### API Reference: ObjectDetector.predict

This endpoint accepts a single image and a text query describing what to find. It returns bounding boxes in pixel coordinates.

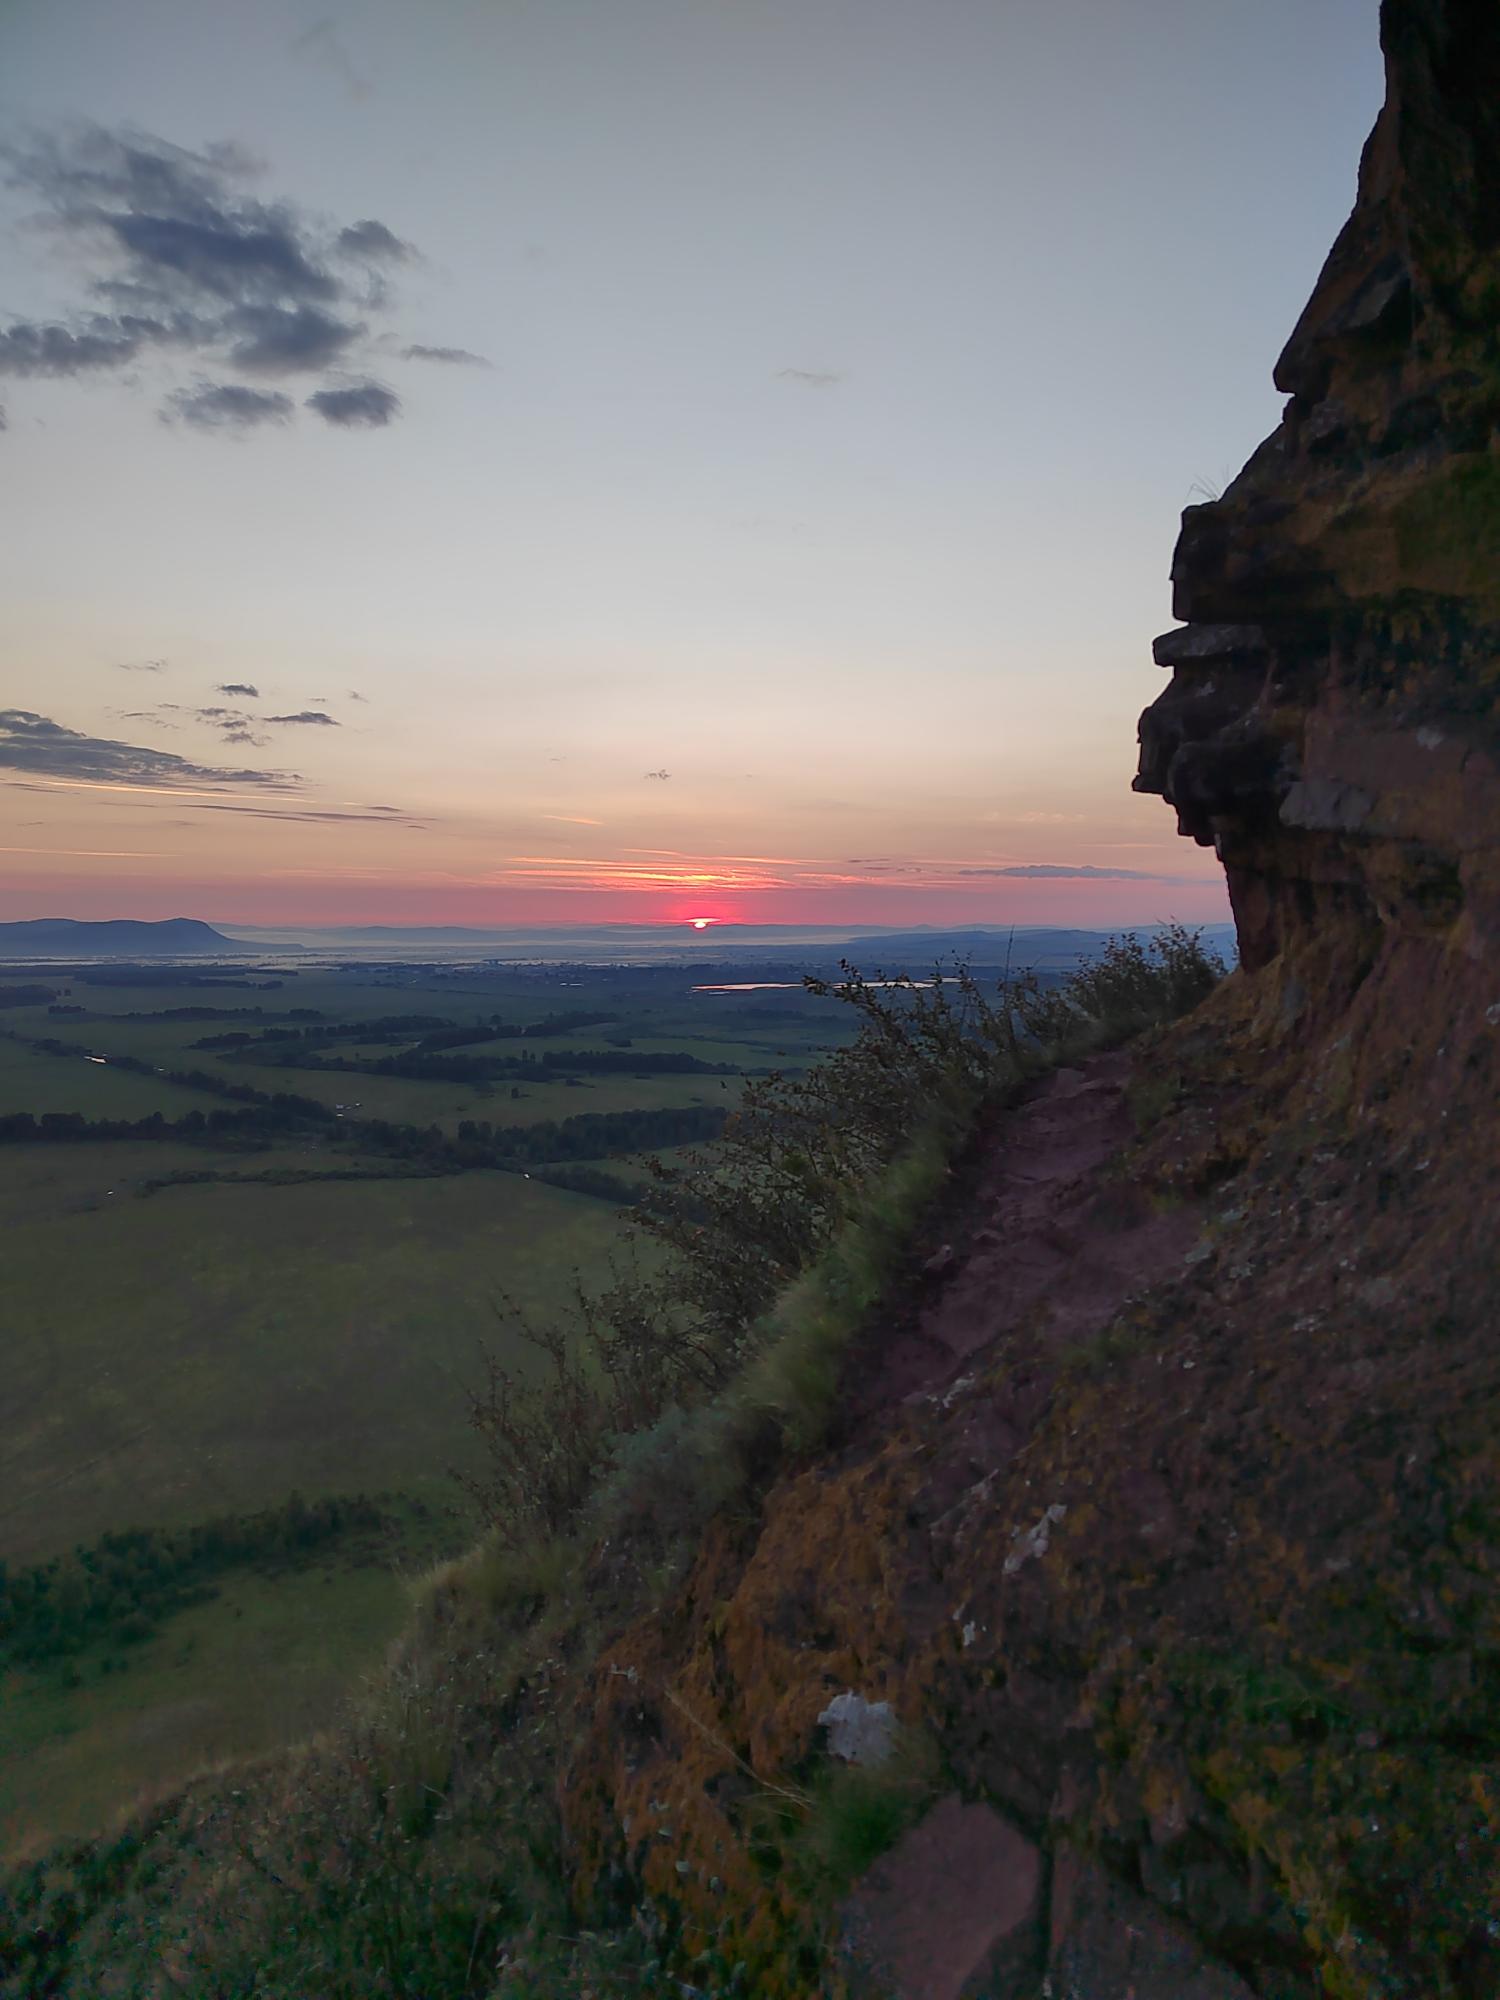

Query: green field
[0,1036,228,1120]
[0,1553,430,1857]
[0,959,854,1853]
[0,1144,627,1563]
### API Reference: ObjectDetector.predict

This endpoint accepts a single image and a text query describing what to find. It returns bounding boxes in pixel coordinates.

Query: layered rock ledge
[1136,0,1500,979]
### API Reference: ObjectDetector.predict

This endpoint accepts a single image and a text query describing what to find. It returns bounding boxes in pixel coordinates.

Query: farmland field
[0,956,856,1852]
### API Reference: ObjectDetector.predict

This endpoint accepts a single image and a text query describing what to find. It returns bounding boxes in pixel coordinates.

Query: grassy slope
[1,1147,627,1563]
[0,968,856,1864]
[1,1562,413,1859]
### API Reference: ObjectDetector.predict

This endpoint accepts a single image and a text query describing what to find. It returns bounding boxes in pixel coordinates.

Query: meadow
[0,957,856,1853]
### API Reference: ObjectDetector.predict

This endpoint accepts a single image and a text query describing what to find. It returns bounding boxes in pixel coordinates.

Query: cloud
[0,318,161,377]
[186,802,425,826]
[2,845,169,858]
[193,705,261,740]
[135,698,270,742]
[116,657,166,673]
[305,380,399,427]
[347,689,368,702]
[778,367,842,389]
[266,709,338,725]
[338,220,410,261]
[956,864,1175,880]
[0,127,472,434]
[292,21,371,102]
[218,682,259,697]
[1,130,336,310]
[106,209,337,306]
[227,304,362,374]
[402,343,489,366]
[0,708,295,790]
[644,768,671,780]
[167,381,294,430]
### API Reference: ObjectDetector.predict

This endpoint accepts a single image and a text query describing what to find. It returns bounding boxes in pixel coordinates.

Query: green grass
[0,1145,628,1564]
[0,969,853,1582]
[215,1058,744,1133]
[0,963,857,1861]
[0,1556,426,1860]
[0,1037,230,1119]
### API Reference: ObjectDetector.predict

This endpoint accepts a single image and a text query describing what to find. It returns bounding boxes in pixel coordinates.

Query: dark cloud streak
[402,343,489,366]
[0,128,473,435]
[305,381,399,427]
[167,382,294,430]
[227,304,362,374]
[338,220,410,261]
[186,802,425,826]
[957,864,1178,881]
[0,709,296,790]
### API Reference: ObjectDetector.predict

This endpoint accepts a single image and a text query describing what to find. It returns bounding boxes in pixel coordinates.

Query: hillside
[3,1,1497,1995]
[0,919,254,959]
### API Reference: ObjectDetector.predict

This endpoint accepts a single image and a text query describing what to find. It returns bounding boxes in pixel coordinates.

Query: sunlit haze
[1,0,1382,931]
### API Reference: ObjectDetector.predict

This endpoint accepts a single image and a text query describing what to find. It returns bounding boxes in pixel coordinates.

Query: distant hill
[0,918,255,959]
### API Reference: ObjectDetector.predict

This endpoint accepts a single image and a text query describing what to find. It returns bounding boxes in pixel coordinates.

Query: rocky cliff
[1137,0,1500,986]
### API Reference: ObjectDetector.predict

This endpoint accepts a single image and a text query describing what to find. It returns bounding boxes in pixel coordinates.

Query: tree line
[53,1004,327,1025]
[238,1047,738,1086]
[0,1098,726,1170]
[0,1493,391,1667]
[359,1102,727,1168]
[192,1007,616,1058]
[193,1012,449,1051]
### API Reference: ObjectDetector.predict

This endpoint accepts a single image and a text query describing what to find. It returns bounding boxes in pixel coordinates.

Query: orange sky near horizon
[0,0,1379,934]
[0,687,1228,929]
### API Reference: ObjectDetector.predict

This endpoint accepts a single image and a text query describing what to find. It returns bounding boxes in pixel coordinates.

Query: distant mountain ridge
[0,918,254,959]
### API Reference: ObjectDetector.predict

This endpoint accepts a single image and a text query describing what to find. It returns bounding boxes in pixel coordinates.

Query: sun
[690,917,715,930]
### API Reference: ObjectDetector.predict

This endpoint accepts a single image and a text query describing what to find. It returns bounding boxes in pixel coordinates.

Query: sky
[0,0,1384,931]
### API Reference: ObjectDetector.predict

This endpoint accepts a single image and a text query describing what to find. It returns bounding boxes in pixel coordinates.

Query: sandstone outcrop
[1137,0,1500,980]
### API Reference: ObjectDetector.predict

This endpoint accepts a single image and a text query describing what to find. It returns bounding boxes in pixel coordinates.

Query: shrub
[461,932,1224,1556]
[1011,922,1224,1049]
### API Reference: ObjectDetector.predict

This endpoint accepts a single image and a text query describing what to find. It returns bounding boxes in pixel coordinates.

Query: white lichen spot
[817,1690,897,1765]
[1002,1502,1068,1576]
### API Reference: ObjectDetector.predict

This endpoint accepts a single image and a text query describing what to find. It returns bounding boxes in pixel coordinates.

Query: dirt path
[856,1049,1199,1421]
[829,1051,1218,1997]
